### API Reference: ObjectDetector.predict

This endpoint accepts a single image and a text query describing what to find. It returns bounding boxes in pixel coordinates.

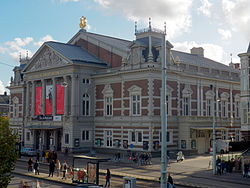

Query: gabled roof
[68,29,131,52]
[171,50,239,73]
[46,41,106,66]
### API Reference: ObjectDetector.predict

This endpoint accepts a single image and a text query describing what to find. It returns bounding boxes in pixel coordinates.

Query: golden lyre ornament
[79,16,87,29]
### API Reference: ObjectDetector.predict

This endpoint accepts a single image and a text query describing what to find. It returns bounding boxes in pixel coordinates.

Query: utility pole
[160,23,167,188]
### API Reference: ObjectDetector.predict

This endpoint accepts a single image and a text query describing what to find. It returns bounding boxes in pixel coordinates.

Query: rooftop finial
[79,16,87,29]
[26,50,28,60]
[135,21,137,34]
[149,17,152,31]
[164,22,166,34]
[19,52,21,62]
[230,53,232,63]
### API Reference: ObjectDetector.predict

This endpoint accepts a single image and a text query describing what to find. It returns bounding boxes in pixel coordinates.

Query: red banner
[35,86,42,115]
[45,85,53,115]
[56,84,64,115]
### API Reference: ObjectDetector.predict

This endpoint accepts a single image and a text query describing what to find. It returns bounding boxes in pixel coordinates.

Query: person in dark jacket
[105,169,111,187]
[48,160,55,177]
[167,173,175,188]
[34,160,39,175]
[27,158,33,172]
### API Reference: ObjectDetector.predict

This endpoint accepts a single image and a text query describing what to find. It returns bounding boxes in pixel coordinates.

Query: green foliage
[0,117,18,188]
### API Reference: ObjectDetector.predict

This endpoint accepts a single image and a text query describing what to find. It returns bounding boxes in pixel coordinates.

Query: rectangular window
[160,130,173,144]
[26,132,30,141]
[183,97,190,116]
[105,130,113,147]
[235,101,239,117]
[166,95,170,115]
[132,95,141,116]
[65,133,69,144]
[221,101,226,117]
[221,130,227,140]
[105,97,113,116]
[235,130,240,141]
[82,130,90,141]
[206,99,212,116]
[137,132,142,143]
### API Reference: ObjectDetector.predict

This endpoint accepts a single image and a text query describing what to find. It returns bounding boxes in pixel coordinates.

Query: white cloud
[93,0,193,38]
[60,0,79,2]
[218,28,232,40]
[222,0,250,40]
[5,37,33,51]
[0,80,6,94]
[198,0,212,17]
[34,35,55,47]
[173,41,225,63]
[0,46,6,53]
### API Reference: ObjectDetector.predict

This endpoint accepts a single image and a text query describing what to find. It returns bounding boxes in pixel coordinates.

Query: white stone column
[201,85,203,116]
[197,81,200,116]
[42,79,46,115]
[64,76,68,116]
[71,75,77,116]
[26,82,30,117]
[31,81,35,116]
[52,77,56,116]
[230,85,233,118]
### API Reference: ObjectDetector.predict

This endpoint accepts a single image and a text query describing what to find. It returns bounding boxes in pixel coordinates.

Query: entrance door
[57,130,62,151]
[35,130,40,150]
[197,137,206,154]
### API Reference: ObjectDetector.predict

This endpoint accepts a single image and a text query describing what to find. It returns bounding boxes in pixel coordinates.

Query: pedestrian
[62,160,68,180]
[243,163,249,178]
[105,168,111,187]
[19,180,25,188]
[42,150,45,162]
[48,160,55,177]
[167,173,175,188]
[45,151,49,163]
[36,151,40,162]
[36,180,41,188]
[34,160,39,175]
[55,159,61,177]
[27,158,33,172]
[64,147,68,156]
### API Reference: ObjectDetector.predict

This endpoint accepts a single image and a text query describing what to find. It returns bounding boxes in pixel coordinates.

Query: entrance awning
[26,125,62,130]
[190,126,227,130]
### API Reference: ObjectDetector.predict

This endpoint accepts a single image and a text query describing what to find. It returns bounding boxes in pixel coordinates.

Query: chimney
[4,91,7,96]
[191,47,204,57]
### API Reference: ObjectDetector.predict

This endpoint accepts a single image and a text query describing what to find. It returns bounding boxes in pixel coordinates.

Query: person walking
[55,159,61,177]
[167,173,175,188]
[34,160,39,175]
[62,161,68,180]
[42,150,45,162]
[104,168,111,187]
[243,163,249,178]
[48,160,55,177]
[27,158,33,172]
[36,151,40,162]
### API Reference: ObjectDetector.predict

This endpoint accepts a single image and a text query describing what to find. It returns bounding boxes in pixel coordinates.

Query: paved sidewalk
[17,153,250,188]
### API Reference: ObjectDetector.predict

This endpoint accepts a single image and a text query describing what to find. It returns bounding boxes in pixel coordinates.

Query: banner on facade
[45,85,53,115]
[56,84,64,115]
[35,86,42,115]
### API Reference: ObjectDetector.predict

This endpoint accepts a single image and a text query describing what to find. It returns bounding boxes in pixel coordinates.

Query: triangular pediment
[24,45,71,72]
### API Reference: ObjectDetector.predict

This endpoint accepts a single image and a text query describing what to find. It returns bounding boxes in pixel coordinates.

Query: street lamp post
[212,99,216,175]
[160,23,167,188]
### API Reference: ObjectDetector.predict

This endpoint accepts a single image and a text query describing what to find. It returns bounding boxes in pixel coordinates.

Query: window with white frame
[65,133,69,144]
[105,96,113,116]
[102,84,113,117]
[82,130,90,141]
[159,129,173,144]
[132,95,141,116]
[183,97,190,116]
[221,100,227,117]
[82,94,90,116]
[83,78,90,84]
[206,99,212,116]
[12,97,19,118]
[166,95,170,115]
[129,130,143,144]
[128,85,142,116]
[221,130,227,140]
[26,131,30,141]
[235,130,240,141]
[105,130,113,147]
[235,101,240,118]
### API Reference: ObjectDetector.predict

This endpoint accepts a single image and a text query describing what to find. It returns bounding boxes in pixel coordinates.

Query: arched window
[82,94,90,116]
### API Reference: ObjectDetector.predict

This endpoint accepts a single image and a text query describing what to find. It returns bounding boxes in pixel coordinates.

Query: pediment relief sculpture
[30,48,67,71]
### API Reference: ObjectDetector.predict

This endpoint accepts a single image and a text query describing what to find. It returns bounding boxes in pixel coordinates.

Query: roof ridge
[86,31,132,43]
[46,41,77,47]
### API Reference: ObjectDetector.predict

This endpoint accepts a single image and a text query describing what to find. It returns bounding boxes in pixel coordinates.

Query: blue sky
[0,0,250,94]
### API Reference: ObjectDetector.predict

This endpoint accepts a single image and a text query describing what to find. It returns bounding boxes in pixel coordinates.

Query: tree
[0,117,18,188]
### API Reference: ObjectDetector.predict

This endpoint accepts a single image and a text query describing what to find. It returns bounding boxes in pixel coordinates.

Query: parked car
[20,148,37,157]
